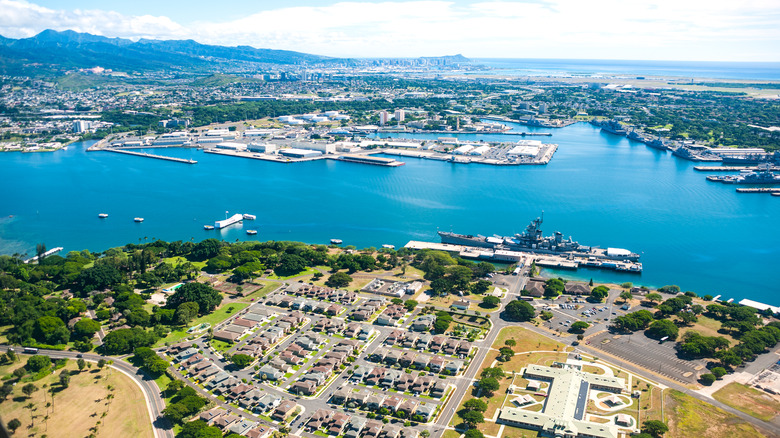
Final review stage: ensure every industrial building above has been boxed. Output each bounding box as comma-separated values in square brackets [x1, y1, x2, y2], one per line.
[247, 143, 276, 153]
[215, 142, 247, 151]
[453, 145, 475, 155]
[469, 145, 492, 156]
[498, 364, 627, 438]
[279, 148, 323, 158]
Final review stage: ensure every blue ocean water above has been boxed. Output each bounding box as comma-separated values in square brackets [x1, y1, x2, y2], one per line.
[1, 121, 779, 304]
[473, 58, 780, 81]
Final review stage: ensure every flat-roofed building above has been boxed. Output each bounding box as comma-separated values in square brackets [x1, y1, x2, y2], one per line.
[498, 364, 627, 438]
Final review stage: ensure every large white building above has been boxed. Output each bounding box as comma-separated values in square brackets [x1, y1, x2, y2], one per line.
[247, 143, 276, 153]
[498, 364, 627, 438]
[394, 109, 405, 122]
[215, 142, 247, 151]
[379, 111, 390, 126]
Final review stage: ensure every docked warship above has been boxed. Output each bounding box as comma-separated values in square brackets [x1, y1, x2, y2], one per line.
[706, 164, 780, 184]
[438, 215, 640, 262]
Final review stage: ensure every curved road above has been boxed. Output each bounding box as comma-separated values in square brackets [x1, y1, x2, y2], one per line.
[0, 346, 173, 438]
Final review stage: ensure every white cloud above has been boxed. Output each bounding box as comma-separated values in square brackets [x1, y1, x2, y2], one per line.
[0, 0, 778, 61]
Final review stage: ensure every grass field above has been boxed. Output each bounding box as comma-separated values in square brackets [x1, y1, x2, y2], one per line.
[155, 302, 249, 346]
[0, 359, 153, 438]
[265, 267, 320, 281]
[712, 383, 780, 422]
[666, 389, 765, 438]
[495, 326, 569, 353]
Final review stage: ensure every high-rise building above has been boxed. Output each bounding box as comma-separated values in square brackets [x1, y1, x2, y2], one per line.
[72, 120, 92, 133]
[379, 111, 390, 126]
[394, 109, 405, 122]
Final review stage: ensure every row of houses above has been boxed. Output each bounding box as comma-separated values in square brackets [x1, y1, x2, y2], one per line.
[168, 344, 300, 421]
[289, 338, 362, 396]
[307, 409, 422, 438]
[368, 348, 464, 374]
[268, 294, 346, 316]
[198, 401, 298, 436]
[284, 283, 359, 305]
[385, 329, 473, 358]
[374, 304, 408, 326]
[330, 387, 436, 421]
[212, 307, 276, 343]
[227, 311, 306, 359]
[349, 297, 387, 321]
[350, 365, 449, 398]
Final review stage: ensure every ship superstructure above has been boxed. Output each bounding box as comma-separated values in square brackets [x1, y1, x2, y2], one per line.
[438, 215, 640, 262]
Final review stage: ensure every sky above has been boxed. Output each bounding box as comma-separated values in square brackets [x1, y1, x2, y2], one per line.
[1, 0, 779, 61]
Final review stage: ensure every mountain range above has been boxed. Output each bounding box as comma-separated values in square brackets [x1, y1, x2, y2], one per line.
[0, 30, 472, 76]
[0, 29, 341, 75]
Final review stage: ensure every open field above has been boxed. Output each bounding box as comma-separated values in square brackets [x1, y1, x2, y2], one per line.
[495, 326, 569, 353]
[712, 383, 780, 422]
[666, 389, 765, 438]
[155, 301, 249, 346]
[234, 279, 282, 302]
[0, 358, 153, 438]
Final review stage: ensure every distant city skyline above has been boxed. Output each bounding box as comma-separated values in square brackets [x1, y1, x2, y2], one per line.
[1, 0, 779, 62]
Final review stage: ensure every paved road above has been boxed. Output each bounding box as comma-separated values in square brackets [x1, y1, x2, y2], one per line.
[0, 346, 173, 438]
[434, 272, 527, 433]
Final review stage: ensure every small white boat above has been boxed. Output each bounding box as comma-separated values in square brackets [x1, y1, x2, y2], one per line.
[98, 213, 108, 218]
[243, 214, 256, 220]
[330, 239, 343, 245]
[204, 225, 215, 230]
[246, 230, 258, 235]
[382, 244, 395, 249]
[134, 217, 144, 223]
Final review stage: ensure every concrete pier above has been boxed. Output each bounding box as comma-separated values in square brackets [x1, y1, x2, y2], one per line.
[104, 148, 197, 164]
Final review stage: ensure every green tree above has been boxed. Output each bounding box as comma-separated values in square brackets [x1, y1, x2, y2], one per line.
[642, 420, 669, 438]
[462, 399, 488, 413]
[476, 377, 499, 396]
[325, 272, 353, 288]
[481, 296, 500, 308]
[33, 316, 70, 345]
[619, 291, 633, 302]
[77, 358, 86, 371]
[464, 429, 484, 438]
[59, 371, 70, 388]
[471, 280, 492, 295]
[590, 286, 609, 302]
[711, 367, 727, 379]
[699, 373, 716, 385]
[569, 321, 590, 333]
[645, 319, 679, 340]
[504, 300, 535, 321]
[21, 383, 37, 398]
[0, 383, 13, 400]
[26, 355, 51, 372]
[645, 293, 663, 304]
[73, 318, 101, 340]
[543, 278, 565, 298]
[7, 418, 21, 434]
[274, 253, 308, 277]
[231, 354, 254, 368]
[175, 302, 200, 325]
[403, 300, 418, 312]
[481, 367, 505, 379]
[166, 282, 222, 314]
[498, 347, 514, 361]
[459, 410, 484, 427]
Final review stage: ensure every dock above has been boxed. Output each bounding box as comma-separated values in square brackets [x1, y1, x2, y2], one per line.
[694, 166, 780, 172]
[735, 188, 780, 193]
[404, 240, 642, 273]
[104, 148, 197, 164]
[24, 247, 64, 264]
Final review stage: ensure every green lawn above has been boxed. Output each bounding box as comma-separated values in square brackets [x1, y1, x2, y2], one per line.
[162, 256, 207, 270]
[266, 267, 319, 280]
[155, 302, 249, 346]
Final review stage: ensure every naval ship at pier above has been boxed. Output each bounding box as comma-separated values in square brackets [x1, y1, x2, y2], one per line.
[438, 215, 640, 262]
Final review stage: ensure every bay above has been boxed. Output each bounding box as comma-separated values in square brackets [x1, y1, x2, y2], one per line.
[1, 121, 778, 303]
[472, 58, 780, 81]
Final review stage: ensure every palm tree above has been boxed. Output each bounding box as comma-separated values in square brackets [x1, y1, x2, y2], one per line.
[25, 402, 35, 426]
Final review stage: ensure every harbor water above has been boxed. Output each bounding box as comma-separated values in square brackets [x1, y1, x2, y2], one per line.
[1, 121, 778, 303]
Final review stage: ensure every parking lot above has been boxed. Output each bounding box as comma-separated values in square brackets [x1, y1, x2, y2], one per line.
[588, 330, 705, 384]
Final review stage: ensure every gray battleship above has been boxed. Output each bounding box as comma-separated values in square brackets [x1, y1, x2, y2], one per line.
[438, 215, 640, 262]
[707, 164, 780, 184]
